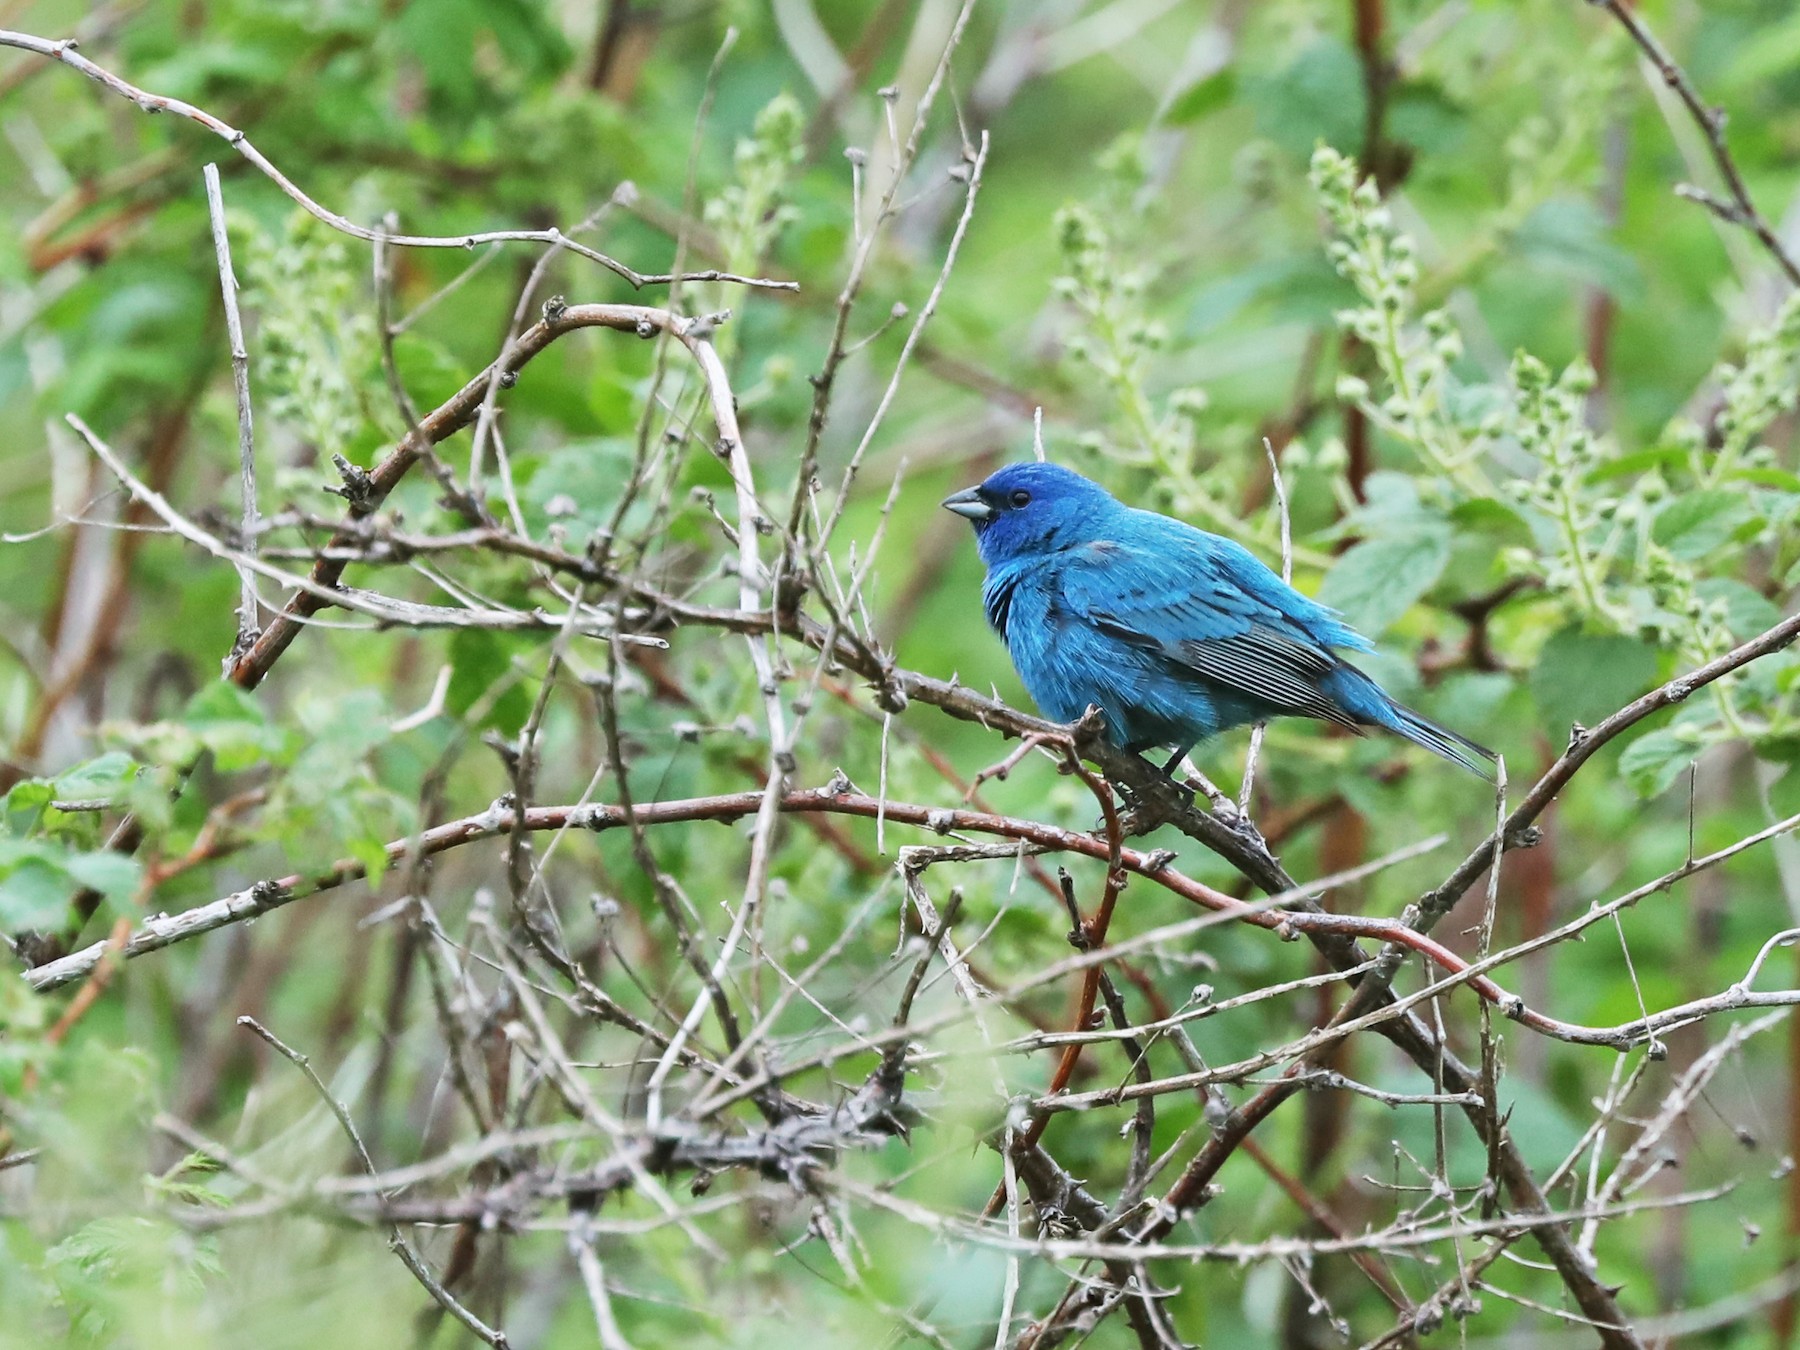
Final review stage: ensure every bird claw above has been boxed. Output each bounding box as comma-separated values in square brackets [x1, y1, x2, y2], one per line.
[1219, 808, 1278, 863]
[1225, 811, 1266, 843]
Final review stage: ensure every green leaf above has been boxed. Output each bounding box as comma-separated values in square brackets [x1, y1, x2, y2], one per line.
[1753, 733, 1800, 765]
[1248, 38, 1365, 156]
[1619, 728, 1701, 798]
[1529, 627, 1659, 734]
[1184, 257, 1330, 336]
[1316, 527, 1452, 634]
[1386, 83, 1470, 158]
[52, 753, 139, 804]
[1512, 198, 1642, 301]
[0, 853, 77, 929]
[3, 779, 53, 835]
[184, 682, 288, 773]
[446, 629, 531, 735]
[1765, 763, 1800, 820]
[185, 681, 266, 725]
[1697, 578, 1781, 639]
[1448, 496, 1531, 540]
[1344, 471, 1428, 527]
[1722, 9, 1800, 88]
[346, 833, 392, 887]
[0, 834, 141, 928]
[1164, 68, 1237, 125]
[391, 333, 468, 420]
[62, 851, 141, 902]
[1651, 489, 1753, 560]
[524, 437, 636, 537]
[1724, 466, 1800, 493]
[1583, 444, 1686, 485]
[393, 0, 567, 111]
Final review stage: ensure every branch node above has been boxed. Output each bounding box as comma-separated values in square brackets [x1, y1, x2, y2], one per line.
[1503, 824, 1543, 851]
[686, 309, 732, 341]
[324, 453, 376, 511]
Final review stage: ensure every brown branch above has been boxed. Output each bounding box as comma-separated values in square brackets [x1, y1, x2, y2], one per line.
[222, 302, 733, 688]
[785, 0, 979, 546]
[30, 781, 1800, 1069]
[17, 784, 1376, 993]
[60, 371, 1800, 1345]
[1587, 0, 1800, 286]
[1010, 744, 1129, 1156]
[202, 162, 260, 661]
[1418, 608, 1800, 931]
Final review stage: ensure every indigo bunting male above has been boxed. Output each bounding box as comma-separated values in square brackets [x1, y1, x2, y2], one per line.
[943, 462, 1495, 777]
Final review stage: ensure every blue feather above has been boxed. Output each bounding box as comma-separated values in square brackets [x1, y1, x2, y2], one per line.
[943, 462, 1496, 778]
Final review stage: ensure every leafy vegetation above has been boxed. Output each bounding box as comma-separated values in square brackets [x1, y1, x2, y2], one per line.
[3, 2, 1800, 1346]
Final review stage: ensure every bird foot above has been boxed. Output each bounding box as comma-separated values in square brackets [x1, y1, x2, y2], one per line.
[1222, 808, 1265, 842]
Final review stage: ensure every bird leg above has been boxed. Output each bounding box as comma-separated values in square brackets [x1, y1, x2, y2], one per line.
[1165, 748, 1240, 820]
[1164, 754, 1278, 855]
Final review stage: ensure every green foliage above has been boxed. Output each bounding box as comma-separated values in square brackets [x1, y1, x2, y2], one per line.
[44, 1217, 221, 1342]
[3, 2, 1800, 1346]
[1052, 191, 1261, 552]
[1312, 141, 1800, 786]
[240, 211, 385, 466]
[704, 92, 807, 276]
[0, 758, 142, 930]
[1316, 473, 1454, 633]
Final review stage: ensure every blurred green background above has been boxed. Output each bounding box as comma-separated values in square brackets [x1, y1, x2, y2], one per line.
[2, 0, 1800, 1345]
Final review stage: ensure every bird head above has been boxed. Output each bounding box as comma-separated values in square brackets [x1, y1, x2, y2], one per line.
[941, 462, 1116, 566]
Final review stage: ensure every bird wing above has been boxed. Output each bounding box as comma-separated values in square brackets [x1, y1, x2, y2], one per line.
[1057, 532, 1364, 729]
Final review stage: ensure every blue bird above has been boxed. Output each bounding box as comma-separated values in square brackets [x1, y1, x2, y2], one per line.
[942, 462, 1495, 777]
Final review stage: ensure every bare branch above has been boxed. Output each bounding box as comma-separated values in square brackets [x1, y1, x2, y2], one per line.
[237, 1017, 512, 1348]
[202, 162, 259, 662]
[0, 30, 796, 292]
[1586, 0, 1800, 286]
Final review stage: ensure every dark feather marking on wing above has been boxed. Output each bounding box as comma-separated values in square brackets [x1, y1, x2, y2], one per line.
[1176, 637, 1363, 729]
[1089, 610, 1362, 729]
[985, 571, 1021, 637]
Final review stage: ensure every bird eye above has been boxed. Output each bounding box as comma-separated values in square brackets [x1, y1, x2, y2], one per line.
[1009, 489, 1032, 508]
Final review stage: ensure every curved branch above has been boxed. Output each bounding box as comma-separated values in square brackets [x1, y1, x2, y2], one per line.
[1419, 608, 1800, 930]
[1587, 0, 1800, 287]
[0, 29, 796, 293]
[225, 303, 736, 687]
[26, 783, 1800, 1062]
[16, 785, 1331, 992]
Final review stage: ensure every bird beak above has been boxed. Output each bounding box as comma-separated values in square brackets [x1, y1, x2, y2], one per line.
[941, 486, 993, 522]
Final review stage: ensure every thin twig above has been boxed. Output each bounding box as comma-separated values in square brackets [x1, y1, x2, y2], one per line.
[0, 30, 796, 291]
[236, 1016, 511, 1347]
[202, 162, 258, 660]
[1586, 0, 1800, 286]
[1239, 437, 1291, 812]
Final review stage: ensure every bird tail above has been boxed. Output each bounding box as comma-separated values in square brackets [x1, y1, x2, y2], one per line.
[1388, 701, 1498, 779]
